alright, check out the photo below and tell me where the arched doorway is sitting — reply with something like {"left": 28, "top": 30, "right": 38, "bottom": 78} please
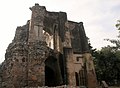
{"left": 45, "top": 56, "right": 62, "bottom": 87}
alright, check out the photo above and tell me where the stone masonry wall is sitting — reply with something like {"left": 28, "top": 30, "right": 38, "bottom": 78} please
{"left": 1, "top": 22, "right": 29, "bottom": 88}
{"left": 0, "top": 3, "right": 97, "bottom": 88}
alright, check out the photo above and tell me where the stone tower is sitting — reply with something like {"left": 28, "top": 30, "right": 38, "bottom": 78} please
{"left": 0, "top": 4, "right": 97, "bottom": 88}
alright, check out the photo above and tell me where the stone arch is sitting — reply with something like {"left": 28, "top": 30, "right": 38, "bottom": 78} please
{"left": 45, "top": 56, "right": 62, "bottom": 87}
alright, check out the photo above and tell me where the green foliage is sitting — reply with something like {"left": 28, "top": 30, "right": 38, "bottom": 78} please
{"left": 94, "top": 46, "right": 120, "bottom": 86}
{"left": 116, "top": 20, "right": 120, "bottom": 30}
{"left": 88, "top": 41, "right": 120, "bottom": 86}
{"left": 105, "top": 39, "right": 120, "bottom": 50}
{"left": 88, "top": 20, "right": 120, "bottom": 86}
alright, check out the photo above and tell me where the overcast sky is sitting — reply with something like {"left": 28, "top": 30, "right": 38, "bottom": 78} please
{"left": 0, "top": 0, "right": 120, "bottom": 63}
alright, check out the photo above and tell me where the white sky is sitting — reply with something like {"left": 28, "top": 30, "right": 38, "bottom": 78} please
{"left": 0, "top": 0, "right": 120, "bottom": 63}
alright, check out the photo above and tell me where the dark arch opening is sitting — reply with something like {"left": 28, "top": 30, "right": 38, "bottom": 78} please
{"left": 45, "top": 56, "right": 63, "bottom": 87}
{"left": 45, "top": 66, "right": 56, "bottom": 86}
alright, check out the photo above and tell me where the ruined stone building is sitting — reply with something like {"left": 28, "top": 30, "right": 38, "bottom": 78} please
{"left": 0, "top": 4, "right": 97, "bottom": 88}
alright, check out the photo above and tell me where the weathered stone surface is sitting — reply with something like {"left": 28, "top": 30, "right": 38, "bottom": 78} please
{"left": 0, "top": 3, "right": 97, "bottom": 88}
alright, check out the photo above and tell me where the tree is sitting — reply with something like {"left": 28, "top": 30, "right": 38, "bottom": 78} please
{"left": 95, "top": 46, "right": 120, "bottom": 86}
{"left": 105, "top": 20, "right": 120, "bottom": 50}
{"left": 88, "top": 20, "right": 120, "bottom": 86}
{"left": 88, "top": 40, "right": 120, "bottom": 86}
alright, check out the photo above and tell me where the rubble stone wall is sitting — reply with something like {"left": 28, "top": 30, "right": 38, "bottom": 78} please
{"left": 0, "top": 3, "right": 97, "bottom": 88}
